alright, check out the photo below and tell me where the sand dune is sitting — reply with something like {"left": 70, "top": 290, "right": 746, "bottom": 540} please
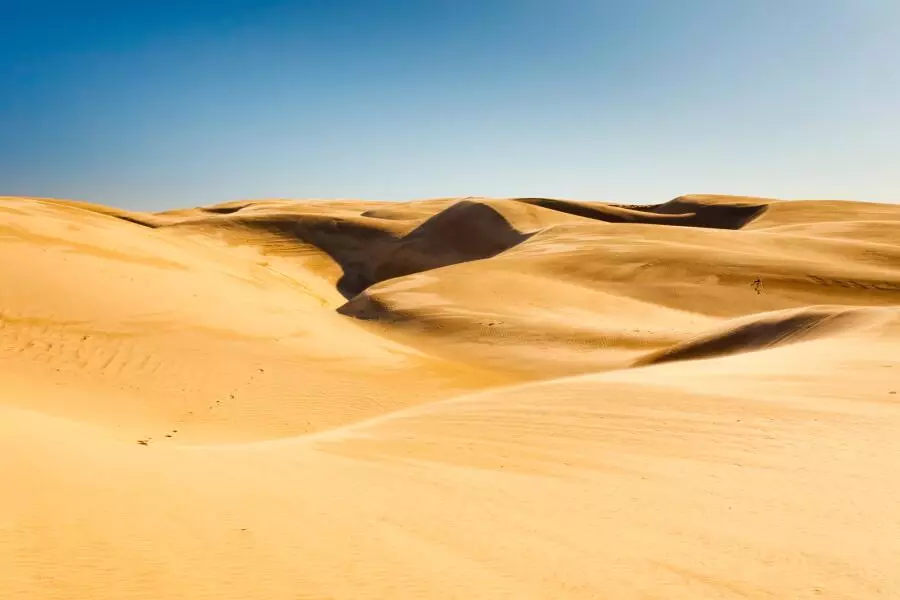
{"left": 2, "top": 193, "right": 899, "bottom": 598}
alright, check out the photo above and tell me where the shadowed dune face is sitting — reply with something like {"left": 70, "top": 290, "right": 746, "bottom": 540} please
{"left": 152, "top": 200, "right": 533, "bottom": 299}
{"left": 3, "top": 193, "right": 900, "bottom": 599}
{"left": 516, "top": 194, "right": 769, "bottom": 229}
{"left": 354, "top": 200, "right": 535, "bottom": 296}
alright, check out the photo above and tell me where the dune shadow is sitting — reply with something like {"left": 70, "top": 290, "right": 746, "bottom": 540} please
{"left": 515, "top": 196, "right": 768, "bottom": 230}
{"left": 335, "top": 200, "right": 534, "bottom": 298}
{"left": 191, "top": 200, "right": 533, "bottom": 301}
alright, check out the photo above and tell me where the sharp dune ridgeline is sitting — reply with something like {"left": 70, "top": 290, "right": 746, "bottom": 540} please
{"left": 2, "top": 193, "right": 900, "bottom": 599}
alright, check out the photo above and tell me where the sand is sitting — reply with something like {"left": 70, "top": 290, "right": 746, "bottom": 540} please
{"left": 1, "top": 193, "right": 899, "bottom": 599}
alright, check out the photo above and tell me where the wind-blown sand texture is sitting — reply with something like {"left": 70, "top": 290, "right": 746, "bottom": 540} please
{"left": 2, "top": 193, "right": 900, "bottom": 599}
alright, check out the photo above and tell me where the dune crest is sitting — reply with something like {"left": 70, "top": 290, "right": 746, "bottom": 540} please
{"left": 633, "top": 305, "right": 889, "bottom": 366}
{"left": 2, "top": 193, "right": 900, "bottom": 599}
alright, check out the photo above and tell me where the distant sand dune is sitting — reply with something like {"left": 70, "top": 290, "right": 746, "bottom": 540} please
{"left": 516, "top": 193, "right": 770, "bottom": 228}
{"left": 2, "top": 193, "right": 900, "bottom": 599}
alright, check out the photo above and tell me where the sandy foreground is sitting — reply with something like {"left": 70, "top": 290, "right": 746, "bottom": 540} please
{"left": 1, "top": 193, "right": 899, "bottom": 599}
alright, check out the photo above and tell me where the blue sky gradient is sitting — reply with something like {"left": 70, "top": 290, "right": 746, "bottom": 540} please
{"left": 2, "top": 0, "right": 898, "bottom": 209}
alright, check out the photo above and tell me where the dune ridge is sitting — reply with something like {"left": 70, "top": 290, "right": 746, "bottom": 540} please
{"left": 2, "top": 193, "right": 900, "bottom": 599}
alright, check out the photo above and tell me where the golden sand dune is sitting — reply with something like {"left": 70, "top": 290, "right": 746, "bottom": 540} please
{"left": 1, "top": 193, "right": 899, "bottom": 599}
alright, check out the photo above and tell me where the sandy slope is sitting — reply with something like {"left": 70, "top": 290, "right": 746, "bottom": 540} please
{"left": 1, "top": 193, "right": 899, "bottom": 599}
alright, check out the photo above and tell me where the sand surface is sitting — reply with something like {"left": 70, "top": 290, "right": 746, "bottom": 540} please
{"left": 2, "top": 193, "right": 900, "bottom": 598}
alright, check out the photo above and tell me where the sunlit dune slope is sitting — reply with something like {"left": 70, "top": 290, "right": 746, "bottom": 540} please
{"left": 2, "top": 193, "right": 900, "bottom": 599}
{"left": 0, "top": 197, "right": 511, "bottom": 443}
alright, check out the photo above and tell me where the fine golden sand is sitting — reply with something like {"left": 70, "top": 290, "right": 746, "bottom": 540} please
{"left": 2, "top": 194, "right": 899, "bottom": 598}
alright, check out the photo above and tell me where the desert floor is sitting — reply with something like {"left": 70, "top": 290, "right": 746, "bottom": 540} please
{"left": 2, "top": 193, "right": 899, "bottom": 599}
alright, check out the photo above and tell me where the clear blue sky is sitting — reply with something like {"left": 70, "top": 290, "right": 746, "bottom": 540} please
{"left": 2, "top": 0, "right": 898, "bottom": 209}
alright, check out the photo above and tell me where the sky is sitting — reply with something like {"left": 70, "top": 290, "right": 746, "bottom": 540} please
{"left": 1, "top": 0, "right": 899, "bottom": 210}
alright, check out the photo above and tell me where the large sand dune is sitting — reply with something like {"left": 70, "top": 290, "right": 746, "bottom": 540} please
{"left": 2, "top": 193, "right": 899, "bottom": 598}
